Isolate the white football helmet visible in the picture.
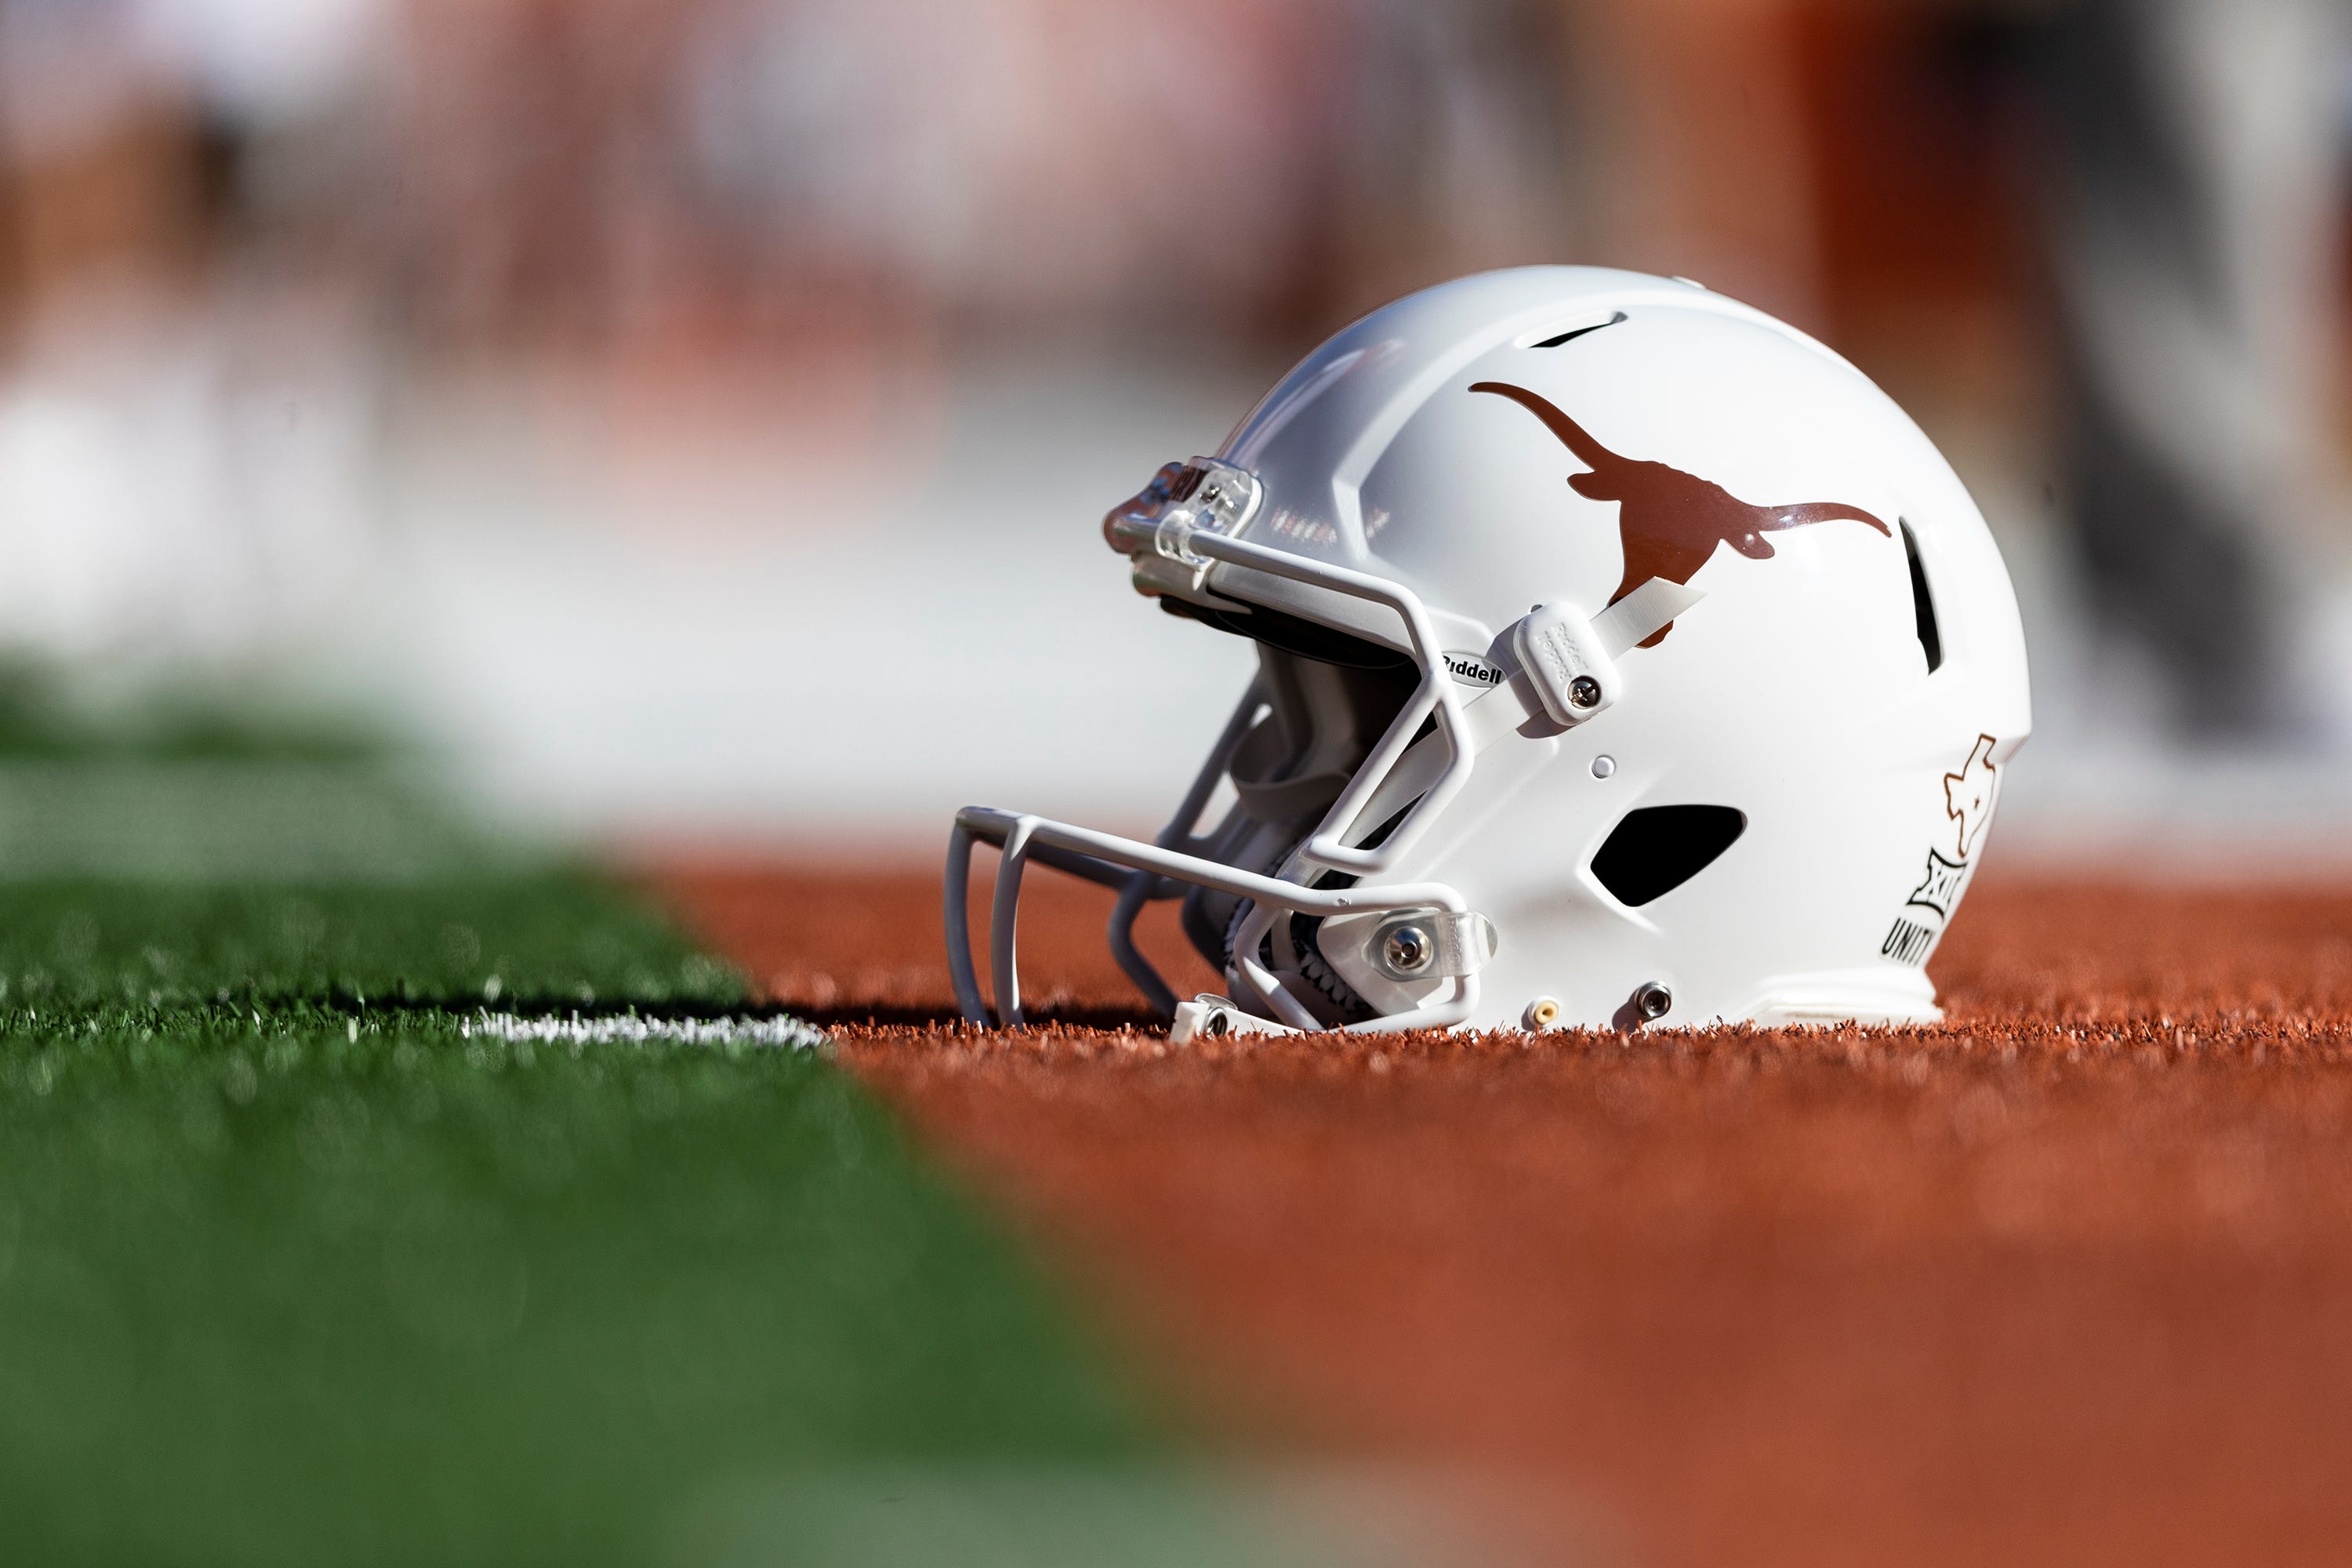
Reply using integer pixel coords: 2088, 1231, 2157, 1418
948, 267, 2031, 1037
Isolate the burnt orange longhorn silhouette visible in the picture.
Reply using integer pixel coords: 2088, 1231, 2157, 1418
1471, 380, 1891, 645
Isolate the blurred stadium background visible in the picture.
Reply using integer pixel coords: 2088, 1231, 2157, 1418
1, 0, 2349, 869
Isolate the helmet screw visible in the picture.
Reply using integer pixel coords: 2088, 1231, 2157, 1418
1523, 996, 1562, 1031
1382, 925, 1434, 975
1568, 675, 1602, 709
1207, 1009, 1230, 1037
1635, 981, 1672, 1022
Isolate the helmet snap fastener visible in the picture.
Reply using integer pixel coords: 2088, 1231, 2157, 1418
1382, 926, 1434, 975
1523, 996, 1563, 1030
1365, 910, 1497, 983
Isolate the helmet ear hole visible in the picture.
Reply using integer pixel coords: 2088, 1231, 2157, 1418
1589, 806, 1748, 908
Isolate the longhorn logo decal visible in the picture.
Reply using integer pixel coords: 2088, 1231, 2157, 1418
1470, 381, 1892, 645
1883, 733, 2003, 968
1943, 733, 1998, 861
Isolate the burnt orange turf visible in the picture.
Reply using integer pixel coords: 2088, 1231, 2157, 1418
653, 862, 2352, 1567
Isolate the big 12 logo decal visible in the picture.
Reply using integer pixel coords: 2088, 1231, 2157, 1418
1882, 735, 2000, 967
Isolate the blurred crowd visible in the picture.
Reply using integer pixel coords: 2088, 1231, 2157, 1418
0, 0, 1586, 350
0, 0, 2348, 753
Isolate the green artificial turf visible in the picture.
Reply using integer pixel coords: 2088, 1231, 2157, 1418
0, 876, 1164, 1566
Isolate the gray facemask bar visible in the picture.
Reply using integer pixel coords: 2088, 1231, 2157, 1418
1179, 524, 1476, 877
946, 521, 1483, 1031
939, 683, 1266, 1025
1103, 679, 1269, 1014
946, 807, 1477, 1031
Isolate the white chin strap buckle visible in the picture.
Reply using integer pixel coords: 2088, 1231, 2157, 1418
1514, 601, 1620, 724
1171, 995, 1304, 1046
1512, 577, 1708, 725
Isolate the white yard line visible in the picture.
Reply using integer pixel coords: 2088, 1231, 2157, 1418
468, 1011, 826, 1052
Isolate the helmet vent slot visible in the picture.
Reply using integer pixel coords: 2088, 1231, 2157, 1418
1901, 520, 1943, 673
1590, 806, 1747, 907
1521, 310, 1626, 350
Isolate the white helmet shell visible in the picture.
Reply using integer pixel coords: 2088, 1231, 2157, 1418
949, 267, 2031, 1035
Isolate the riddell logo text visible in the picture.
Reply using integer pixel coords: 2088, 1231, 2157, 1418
1444, 652, 1506, 688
